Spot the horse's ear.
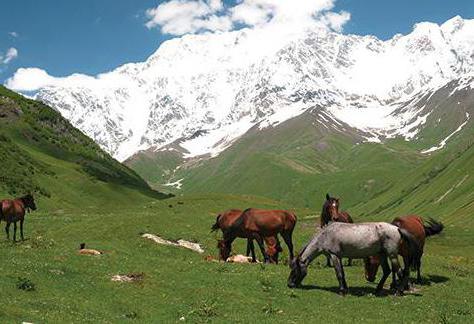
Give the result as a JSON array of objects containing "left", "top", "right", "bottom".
[{"left": 326, "top": 193, "right": 330, "bottom": 200}]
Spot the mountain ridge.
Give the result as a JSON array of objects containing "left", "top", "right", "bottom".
[{"left": 8, "top": 16, "right": 474, "bottom": 162}]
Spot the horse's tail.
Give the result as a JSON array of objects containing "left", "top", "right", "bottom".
[
  {"left": 424, "top": 218, "right": 444, "bottom": 237},
  {"left": 398, "top": 228, "right": 422, "bottom": 271},
  {"left": 210, "top": 215, "right": 221, "bottom": 232}
]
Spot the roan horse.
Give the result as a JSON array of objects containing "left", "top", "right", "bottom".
[
  {"left": 211, "top": 209, "right": 283, "bottom": 263},
  {"left": 0, "top": 194, "right": 37, "bottom": 241},
  {"left": 218, "top": 208, "right": 296, "bottom": 263},
  {"left": 365, "top": 215, "right": 444, "bottom": 284},
  {"left": 320, "top": 194, "right": 354, "bottom": 266},
  {"left": 288, "top": 222, "right": 421, "bottom": 296}
]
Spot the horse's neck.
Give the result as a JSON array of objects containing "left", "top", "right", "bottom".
[{"left": 300, "top": 233, "right": 322, "bottom": 264}]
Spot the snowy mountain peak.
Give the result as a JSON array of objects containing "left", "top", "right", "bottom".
[{"left": 11, "top": 16, "right": 474, "bottom": 161}]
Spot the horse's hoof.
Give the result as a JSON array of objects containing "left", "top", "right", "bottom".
[
  {"left": 375, "top": 289, "right": 384, "bottom": 297},
  {"left": 394, "top": 290, "right": 405, "bottom": 297},
  {"left": 338, "top": 289, "right": 348, "bottom": 296}
]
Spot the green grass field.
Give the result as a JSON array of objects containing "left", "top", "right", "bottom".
[{"left": 0, "top": 193, "right": 472, "bottom": 323}]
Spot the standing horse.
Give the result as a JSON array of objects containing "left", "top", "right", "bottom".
[
  {"left": 211, "top": 209, "right": 282, "bottom": 263},
  {"left": 320, "top": 194, "right": 354, "bottom": 266},
  {"left": 365, "top": 215, "right": 443, "bottom": 284},
  {"left": 218, "top": 208, "right": 296, "bottom": 263},
  {"left": 0, "top": 194, "right": 37, "bottom": 241},
  {"left": 288, "top": 222, "right": 421, "bottom": 296}
]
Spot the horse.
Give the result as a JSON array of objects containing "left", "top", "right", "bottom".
[
  {"left": 288, "top": 222, "right": 421, "bottom": 296},
  {"left": 320, "top": 193, "right": 354, "bottom": 266},
  {"left": 365, "top": 215, "right": 443, "bottom": 285},
  {"left": 0, "top": 194, "right": 37, "bottom": 241},
  {"left": 211, "top": 209, "right": 283, "bottom": 263},
  {"left": 218, "top": 208, "right": 296, "bottom": 263}
]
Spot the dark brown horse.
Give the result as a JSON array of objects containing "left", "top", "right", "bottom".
[
  {"left": 212, "top": 209, "right": 283, "bottom": 263},
  {"left": 0, "top": 194, "right": 37, "bottom": 241},
  {"left": 365, "top": 215, "right": 443, "bottom": 284},
  {"left": 218, "top": 208, "right": 296, "bottom": 263},
  {"left": 320, "top": 193, "right": 354, "bottom": 266}
]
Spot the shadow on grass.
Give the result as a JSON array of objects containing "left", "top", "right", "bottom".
[
  {"left": 418, "top": 274, "right": 450, "bottom": 286},
  {"left": 298, "top": 284, "right": 422, "bottom": 297}
]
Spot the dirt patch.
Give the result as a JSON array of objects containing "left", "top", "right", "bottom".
[
  {"left": 111, "top": 273, "right": 144, "bottom": 283},
  {"left": 142, "top": 233, "right": 204, "bottom": 253}
]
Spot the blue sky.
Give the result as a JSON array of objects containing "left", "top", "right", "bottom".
[{"left": 1, "top": 0, "right": 473, "bottom": 84}]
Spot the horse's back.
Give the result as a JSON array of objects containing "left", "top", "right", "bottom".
[
  {"left": 323, "top": 222, "right": 401, "bottom": 257},
  {"left": 243, "top": 209, "right": 295, "bottom": 233},
  {"left": 392, "top": 215, "right": 426, "bottom": 256}
]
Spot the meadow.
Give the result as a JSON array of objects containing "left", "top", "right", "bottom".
[{"left": 0, "top": 192, "right": 472, "bottom": 323}]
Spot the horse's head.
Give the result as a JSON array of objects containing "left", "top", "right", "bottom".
[
  {"left": 325, "top": 193, "right": 340, "bottom": 221},
  {"left": 364, "top": 256, "right": 380, "bottom": 282},
  {"left": 217, "top": 239, "right": 231, "bottom": 261},
  {"left": 266, "top": 244, "right": 283, "bottom": 264},
  {"left": 287, "top": 257, "right": 308, "bottom": 288},
  {"left": 21, "top": 194, "right": 37, "bottom": 212}
]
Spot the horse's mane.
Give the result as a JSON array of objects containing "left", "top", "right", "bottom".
[{"left": 227, "top": 208, "right": 251, "bottom": 233}]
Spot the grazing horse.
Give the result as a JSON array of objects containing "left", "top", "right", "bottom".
[
  {"left": 218, "top": 208, "right": 296, "bottom": 263},
  {"left": 365, "top": 215, "right": 444, "bottom": 284},
  {"left": 211, "top": 209, "right": 283, "bottom": 263},
  {"left": 320, "top": 194, "right": 354, "bottom": 266},
  {"left": 288, "top": 222, "right": 421, "bottom": 296},
  {"left": 0, "top": 194, "right": 37, "bottom": 241}
]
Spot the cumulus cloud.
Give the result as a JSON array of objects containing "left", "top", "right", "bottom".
[
  {"left": 5, "top": 67, "right": 131, "bottom": 92},
  {"left": 9, "top": 31, "right": 19, "bottom": 38},
  {"left": 145, "top": 0, "right": 232, "bottom": 35},
  {"left": 1, "top": 47, "right": 18, "bottom": 64},
  {"left": 145, "top": 0, "right": 350, "bottom": 35}
]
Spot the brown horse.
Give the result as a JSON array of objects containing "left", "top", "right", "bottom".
[
  {"left": 365, "top": 215, "right": 443, "bottom": 284},
  {"left": 0, "top": 194, "right": 37, "bottom": 241},
  {"left": 218, "top": 208, "right": 296, "bottom": 263},
  {"left": 320, "top": 193, "right": 354, "bottom": 266},
  {"left": 211, "top": 209, "right": 283, "bottom": 263}
]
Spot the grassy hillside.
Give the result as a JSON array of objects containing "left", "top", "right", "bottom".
[
  {"left": 127, "top": 83, "right": 474, "bottom": 218},
  {"left": 0, "top": 85, "right": 169, "bottom": 207}
]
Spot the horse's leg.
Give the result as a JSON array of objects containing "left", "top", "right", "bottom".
[
  {"left": 415, "top": 256, "right": 422, "bottom": 284},
  {"left": 347, "top": 257, "right": 352, "bottom": 266},
  {"left": 5, "top": 222, "right": 11, "bottom": 240},
  {"left": 254, "top": 234, "right": 269, "bottom": 263},
  {"left": 246, "top": 239, "right": 251, "bottom": 256},
  {"left": 331, "top": 254, "right": 348, "bottom": 295},
  {"left": 281, "top": 231, "right": 295, "bottom": 260},
  {"left": 13, "top": 221, "right": 17, "bottom": 242},
  {"left": 326, "top": 255, "right": 332, "bottom": 267},
  {"left": 20, "top": 219, "right": 24, "bottom": 241},
  {"left": 375, "top": 255, "right": 390, "bottom": 296},
  {"left": 248, "top": 239, "right": 256, "bottom": 262},
  {"left": 390, "top": 257, "right": 408, "bottom": 296}
]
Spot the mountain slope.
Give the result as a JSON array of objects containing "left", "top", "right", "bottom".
[
  {"left": 127, "top": 80, "right": 473, "bottom": 214},
  {"left": 0, "top": 85, "right": 167, "bottom": 208},
  {"left": 16, "top": 16, "right": 474, "bottom": 162}
]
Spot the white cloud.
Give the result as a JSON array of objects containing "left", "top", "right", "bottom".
[
  {"left": 1, "top": 47, "right": 18, "bottom": 64},
  {"left": 4, "top": 67, "right": 131, "bottom": 92},
  {"left": 9, "top": 31, "right": 19, "bottom": 38},
  {"left": 320, "top": 10, "right": 351, "bottom": 32},
  {"left": 145, "top": 0, "right": 350, "bottom": 36},
  {"left": 145, "top": 0, "right": 232, "bottom": 35}
]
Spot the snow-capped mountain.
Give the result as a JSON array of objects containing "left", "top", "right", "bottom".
[{"left": 33, "top": 16, "right": 474, "bottom": 161}]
